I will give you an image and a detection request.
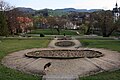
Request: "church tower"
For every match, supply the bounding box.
[113,2,120,22]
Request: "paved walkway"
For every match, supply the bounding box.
[1,38,120,80]
[48,37,82,49]
[2,48,120,76]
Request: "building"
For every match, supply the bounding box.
[64,22,79,29]
[112,2,120,22]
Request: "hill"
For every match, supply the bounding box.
[16,7,102,16]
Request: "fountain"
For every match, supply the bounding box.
[55,41,75,47]
[25,49,103,59]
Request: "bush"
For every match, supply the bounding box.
[40,33,45,37]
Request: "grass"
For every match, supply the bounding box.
[80,39,120,52]
[0,39,50,80]
[0,37,53,40]
[28,29,78,35]
[0,66,41,80]
[79,39,120,80]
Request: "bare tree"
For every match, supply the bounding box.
[47,16,57,34]
[94,10,119,37]
[0,0,13,11]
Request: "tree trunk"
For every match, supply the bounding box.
[85,26,91,35]
[106,27,117,37]
[56,28,60,35]
[50,27,53,35]
[102,17,107,37]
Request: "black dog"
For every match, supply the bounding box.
[44,62,51,70]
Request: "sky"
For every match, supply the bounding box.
[4,0,120,10]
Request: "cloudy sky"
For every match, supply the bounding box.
[4,0,119,10]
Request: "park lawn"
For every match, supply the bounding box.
[79,39,120,80]
[28,29,77,35]
[80,39,120,52]
[0,39,50,80]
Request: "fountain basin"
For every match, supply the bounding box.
[55,41,75,47]
[25,49,103,59]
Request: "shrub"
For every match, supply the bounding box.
[40,33,45,37]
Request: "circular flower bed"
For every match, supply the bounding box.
[55,41,75,47]
[25,50,103,59]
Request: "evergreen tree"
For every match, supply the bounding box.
[0,11,9,36]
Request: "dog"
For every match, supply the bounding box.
[44,62,51,70]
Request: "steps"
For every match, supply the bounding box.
[42,75,79,80]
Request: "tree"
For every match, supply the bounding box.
[6,8,21,34]
[79,24,88,34]
[83,14,93,35]
[0,0,13,11]
[17,16,33,33]
[47,16,56,34]
[6,8,33,35]
[0,11,9,36]
[0,0,14,36]
[94,10,118,37]
[55,18,67,35]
